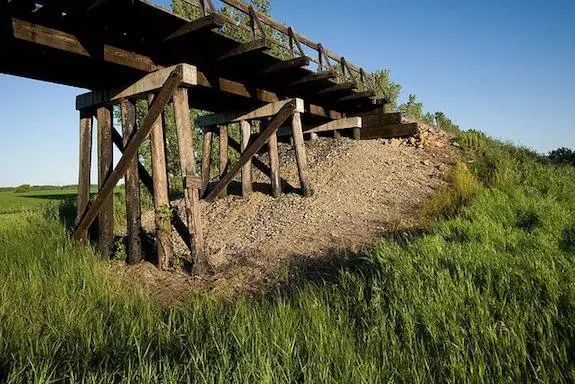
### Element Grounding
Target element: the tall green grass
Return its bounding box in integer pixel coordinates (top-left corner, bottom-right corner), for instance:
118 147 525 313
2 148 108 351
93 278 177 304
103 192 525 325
1 131 575 383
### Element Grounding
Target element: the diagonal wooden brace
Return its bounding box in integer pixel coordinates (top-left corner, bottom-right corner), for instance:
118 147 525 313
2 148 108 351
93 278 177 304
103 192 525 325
72 65 184 242
205 100 297 202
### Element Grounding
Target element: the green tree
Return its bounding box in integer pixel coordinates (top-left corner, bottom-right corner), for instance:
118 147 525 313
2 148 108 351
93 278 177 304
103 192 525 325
435 112 461 134
372 69 401 111
398 94 425 120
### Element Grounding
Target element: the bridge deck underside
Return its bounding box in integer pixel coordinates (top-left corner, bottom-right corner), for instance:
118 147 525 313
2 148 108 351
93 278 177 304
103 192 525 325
1 0 381 116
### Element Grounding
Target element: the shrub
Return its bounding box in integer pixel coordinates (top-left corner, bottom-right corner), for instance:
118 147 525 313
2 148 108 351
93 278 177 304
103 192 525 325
14 184 31 193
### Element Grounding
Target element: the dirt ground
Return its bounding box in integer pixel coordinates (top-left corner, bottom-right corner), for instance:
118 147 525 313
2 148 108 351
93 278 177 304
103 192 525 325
116 127 459 305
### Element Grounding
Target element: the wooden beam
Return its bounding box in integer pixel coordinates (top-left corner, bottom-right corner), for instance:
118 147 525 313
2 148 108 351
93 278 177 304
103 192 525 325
76 110 93 226
173 87 207 275
268 131 281 198
120 99 142 265
218 125 229 197
258 57 309 77
76 64 197 110
304 117 362 134
228 136 295 193
360 112 402 127
197 98 304 127
217 38 269 61
96 105 114 257
205 101 296 202
358 123 418 140
72 66 183 243
149 93 173 270
163 14 225 42
291 112 312 197
289 70 335 87
317 82 356 95
337 91 376 103
240 120 253 197
11 17 159 73
200 129 213 195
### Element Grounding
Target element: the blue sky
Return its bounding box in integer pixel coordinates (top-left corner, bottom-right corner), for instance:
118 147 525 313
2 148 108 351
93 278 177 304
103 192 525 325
0 0 574 186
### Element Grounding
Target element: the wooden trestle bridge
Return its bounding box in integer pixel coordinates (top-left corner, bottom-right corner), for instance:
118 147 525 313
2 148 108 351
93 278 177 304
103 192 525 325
0 0 417 273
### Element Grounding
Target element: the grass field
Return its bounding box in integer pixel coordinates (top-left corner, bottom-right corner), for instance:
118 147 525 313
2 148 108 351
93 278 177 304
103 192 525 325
1 132 575 383
0 189 78 214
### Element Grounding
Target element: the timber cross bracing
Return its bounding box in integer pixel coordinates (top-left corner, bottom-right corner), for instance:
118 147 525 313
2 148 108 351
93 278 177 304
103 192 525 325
0 0 419 274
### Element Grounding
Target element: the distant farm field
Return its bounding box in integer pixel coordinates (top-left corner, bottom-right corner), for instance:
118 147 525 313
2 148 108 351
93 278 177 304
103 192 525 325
0 189 78 214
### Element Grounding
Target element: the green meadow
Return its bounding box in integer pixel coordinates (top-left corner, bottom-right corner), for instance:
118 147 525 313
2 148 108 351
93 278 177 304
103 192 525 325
1 132 574 383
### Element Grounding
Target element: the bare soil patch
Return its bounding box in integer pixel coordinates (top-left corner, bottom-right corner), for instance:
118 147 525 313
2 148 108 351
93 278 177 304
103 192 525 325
116 126 458 305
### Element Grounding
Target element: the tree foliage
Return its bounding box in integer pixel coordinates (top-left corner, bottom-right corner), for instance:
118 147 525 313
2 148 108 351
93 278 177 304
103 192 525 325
372 70 401 111
548 147 575 166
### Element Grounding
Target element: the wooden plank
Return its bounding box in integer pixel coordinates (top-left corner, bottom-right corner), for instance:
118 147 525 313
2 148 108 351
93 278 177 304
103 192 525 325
72 66 183 244
205 101 296 202
217 38 269 61
304 117 362 134
200 129 213 194
291 111 312 197
353 127 361 141
337 91 376 103
306 104 344 120
149 92 173 270
96 105 114 257
268 131 281 198
173 87 207 275
163 14 225 42
76 110 93 226
289 70 335 87
197 99 304 127
218 125 229 197
240 120 253 197
360 112 402 127
11 18 159 72
317 82 356 95
258 57 309 77
76 64 197 110
120 98 142 265
359 123 418 140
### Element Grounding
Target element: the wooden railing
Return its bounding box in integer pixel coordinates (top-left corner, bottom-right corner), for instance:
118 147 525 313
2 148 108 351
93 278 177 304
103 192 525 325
177 0 386 98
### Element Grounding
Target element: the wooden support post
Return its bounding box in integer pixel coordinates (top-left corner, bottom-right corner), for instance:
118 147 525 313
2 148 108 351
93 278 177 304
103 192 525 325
120 99 142 264
206 101 296 202
291 112 312 197
173 88 208 275
96 105 114 257
149 93 173 270
268 131 282 197
219 125 229 196
334 130 341 139
72 66 183 243
201 128 213 194
353 127 361 141
77 110 93 225
240 120 253 197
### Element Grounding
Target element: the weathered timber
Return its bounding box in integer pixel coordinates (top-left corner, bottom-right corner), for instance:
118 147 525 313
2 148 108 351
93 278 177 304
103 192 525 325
149 93 173 270
173 88 207 275
317 82 356 95
268 130 281 197
200 129 213 195
291 111 312 197
353 127 361 141
163 14 225 42
76 64 198 110
11 18 159 73
76 110 93 226
96 105 114 257
205 101 296 202
72 66 183 243
218 125 229 196
120 98 142 265
240 120 253 197
360 112 402 127
227 136 295 192
197 98 304 127
258 57 310 77
337 91 376 103
289 71 335 87
304 117 362 134
217 38 269 61
358 123 418 140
